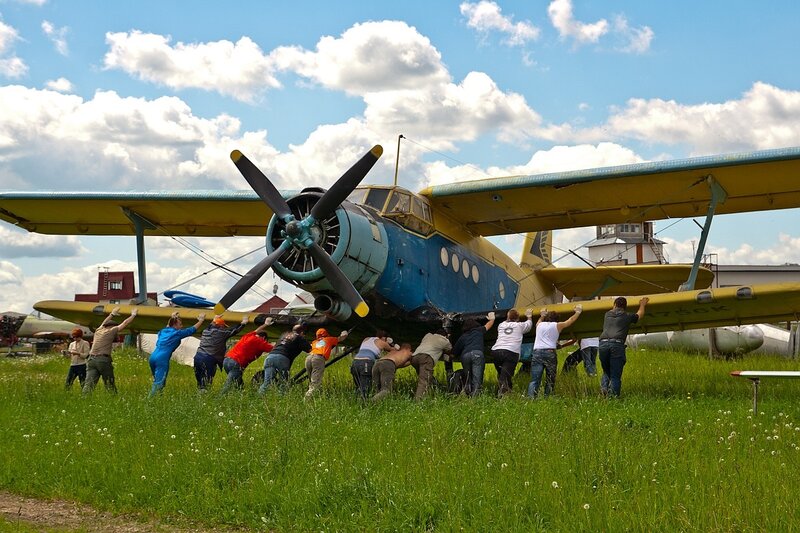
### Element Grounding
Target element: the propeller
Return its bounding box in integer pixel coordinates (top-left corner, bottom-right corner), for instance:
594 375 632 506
215 145 383 317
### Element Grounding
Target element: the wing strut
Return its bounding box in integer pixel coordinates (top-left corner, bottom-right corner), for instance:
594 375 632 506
122 208 156 304
679 176 728 292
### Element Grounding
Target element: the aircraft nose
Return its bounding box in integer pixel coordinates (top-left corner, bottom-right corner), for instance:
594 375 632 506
739 325 765 351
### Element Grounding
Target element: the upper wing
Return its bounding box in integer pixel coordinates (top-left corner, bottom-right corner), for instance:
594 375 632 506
0 191 290 236
419 147 800 236
537 264 715 299
533 282 800 338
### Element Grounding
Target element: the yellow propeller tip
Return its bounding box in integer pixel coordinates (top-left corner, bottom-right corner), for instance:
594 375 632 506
355 302 370 318
213 304 227 315
370 145 383 158
230 150 242 162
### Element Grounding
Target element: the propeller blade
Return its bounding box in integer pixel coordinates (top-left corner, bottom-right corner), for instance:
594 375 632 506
310 145 383 221
307 242 369 318
214 240 291 314
230 150 293 221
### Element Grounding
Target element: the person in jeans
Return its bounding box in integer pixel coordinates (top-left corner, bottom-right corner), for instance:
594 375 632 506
193 315 248 391
527 305 582 398
63 328 90 390
410 329 452 400
490 308 533 397
350 330 397 400
599 297 649 397
451 312 495 397
220 319 275 394
304 328 349 399
83 307 137 394
562 337 599 376
258 323 311 395
371 344 414 402
149 312 206 397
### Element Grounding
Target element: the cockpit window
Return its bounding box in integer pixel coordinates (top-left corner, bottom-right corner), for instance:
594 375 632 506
383 190 433 235
386 191 412 214
363 188 390 211
346 189 367 205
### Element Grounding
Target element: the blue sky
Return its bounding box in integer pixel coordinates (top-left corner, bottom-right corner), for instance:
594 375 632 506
1 0 800 313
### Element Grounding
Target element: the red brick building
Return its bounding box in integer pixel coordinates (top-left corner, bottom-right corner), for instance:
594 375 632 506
74 270 158 304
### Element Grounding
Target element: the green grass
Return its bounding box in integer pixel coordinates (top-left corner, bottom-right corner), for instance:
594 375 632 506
1 347 800 532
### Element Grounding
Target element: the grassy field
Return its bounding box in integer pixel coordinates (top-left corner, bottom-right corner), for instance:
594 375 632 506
1 347 800 532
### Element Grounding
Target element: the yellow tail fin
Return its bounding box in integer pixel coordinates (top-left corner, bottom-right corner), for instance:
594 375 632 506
520 231 552 270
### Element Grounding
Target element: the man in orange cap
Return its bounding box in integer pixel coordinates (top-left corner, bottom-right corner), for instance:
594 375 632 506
304 327 348 399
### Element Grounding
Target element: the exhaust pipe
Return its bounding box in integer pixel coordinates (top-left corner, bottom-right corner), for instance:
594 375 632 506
314 295 352 321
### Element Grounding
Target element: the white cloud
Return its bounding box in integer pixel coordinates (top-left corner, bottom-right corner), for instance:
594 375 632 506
663 233 800 266
44 77 73 92
0 260 23 286
101 22 543 158
0 225 86 258
0 85 270 190
103 31 281 102
421 142 641 187
547 0 608 45
613 15 653 54
363 71 541 148
0 19 27 78
603 82 800 154
546 0 652 53
41 20 68 56
270 20 449 95
460 1 540 47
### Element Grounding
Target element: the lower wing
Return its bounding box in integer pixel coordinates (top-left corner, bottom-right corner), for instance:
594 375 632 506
546 282 800 338
537 264 715 299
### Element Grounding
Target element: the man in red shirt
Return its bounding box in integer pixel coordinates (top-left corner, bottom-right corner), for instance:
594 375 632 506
220 318 274 393
304 328 348 399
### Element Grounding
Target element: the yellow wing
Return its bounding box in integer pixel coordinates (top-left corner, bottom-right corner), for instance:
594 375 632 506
31 301 324 338
0 191 279 236
537 264 715 299
526 282 800 339
419 147 800 236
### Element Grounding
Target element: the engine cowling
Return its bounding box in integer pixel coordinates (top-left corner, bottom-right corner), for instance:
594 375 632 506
266 191 389 315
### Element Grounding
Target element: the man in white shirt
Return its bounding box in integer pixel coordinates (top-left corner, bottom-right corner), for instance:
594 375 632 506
490 308 533 397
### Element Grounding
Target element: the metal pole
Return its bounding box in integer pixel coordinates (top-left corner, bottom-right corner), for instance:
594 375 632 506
752 378 760 414
679 176 727 291
393 134 404 187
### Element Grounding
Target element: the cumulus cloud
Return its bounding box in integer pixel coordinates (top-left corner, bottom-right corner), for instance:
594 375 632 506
0 225 85 258
460 1 540 47
270 20 449 95
662 233 800 266
44 76 73 92
0 19 27 78
547 0 608 45
421 142 641 188
602 82 800 154
103 31 281 102
364 71 541 149
99 21 543 165
41 20 68 55
0 85 268 190
546 0 652 53
613 15 653 54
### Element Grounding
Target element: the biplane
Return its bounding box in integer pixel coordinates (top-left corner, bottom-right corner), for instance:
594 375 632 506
2 145 800 345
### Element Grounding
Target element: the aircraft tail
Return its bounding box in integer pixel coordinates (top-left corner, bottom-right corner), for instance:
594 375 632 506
520 231 552 270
